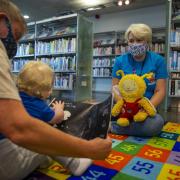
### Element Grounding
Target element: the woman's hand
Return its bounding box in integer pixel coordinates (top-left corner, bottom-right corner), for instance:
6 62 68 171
112 85 122 102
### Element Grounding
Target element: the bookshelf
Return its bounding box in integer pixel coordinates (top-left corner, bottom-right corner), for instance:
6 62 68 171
12 14 93 101
167 0 180 111
151 28 166 55
93 31 116 78
92 31 116 92
36 15 77 93
12 22 36 73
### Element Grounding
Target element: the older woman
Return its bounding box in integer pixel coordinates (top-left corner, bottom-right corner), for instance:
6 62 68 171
111 23 168 136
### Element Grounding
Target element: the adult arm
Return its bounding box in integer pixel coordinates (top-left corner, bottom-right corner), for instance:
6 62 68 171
150 79 166 107
112 78 122 102
112 78 119 86
112 56 123 102
0 99 112 160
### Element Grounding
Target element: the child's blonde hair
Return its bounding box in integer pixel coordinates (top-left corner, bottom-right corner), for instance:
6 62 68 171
17 61 54 98
125 23 152 45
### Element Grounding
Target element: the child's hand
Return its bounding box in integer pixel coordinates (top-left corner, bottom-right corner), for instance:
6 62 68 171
52 101 64 111
50 101 64 124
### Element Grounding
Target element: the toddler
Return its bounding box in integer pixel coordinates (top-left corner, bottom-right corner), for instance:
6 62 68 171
17 61 92 176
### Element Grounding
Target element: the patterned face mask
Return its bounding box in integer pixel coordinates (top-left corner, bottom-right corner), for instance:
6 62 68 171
0 17 17 59
128 43 147 57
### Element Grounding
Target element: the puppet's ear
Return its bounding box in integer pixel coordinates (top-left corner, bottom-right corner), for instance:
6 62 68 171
116 70 125 77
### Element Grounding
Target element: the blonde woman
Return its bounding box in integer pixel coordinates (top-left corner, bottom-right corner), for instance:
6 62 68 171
111 23 168 136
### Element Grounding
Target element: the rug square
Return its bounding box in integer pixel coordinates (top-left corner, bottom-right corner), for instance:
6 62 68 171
137 145 170 163
157 163 180 180
167 151 180 166
124 136 150 145
147 137 176 150
67 164 118 180
94 150 132 171
121 157 163 180
113 141 143 155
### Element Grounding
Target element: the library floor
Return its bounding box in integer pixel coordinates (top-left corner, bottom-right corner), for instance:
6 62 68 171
160 99 180 124
160 110 180 123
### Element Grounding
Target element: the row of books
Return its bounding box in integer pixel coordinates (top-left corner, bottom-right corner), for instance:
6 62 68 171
93 47 114 56
39 57 76 71
93 58 115 67
54 74 73 89
150 43 165 53
12 60 30 72
16 43 34 56
93 68 111 77
94 39 115 46
170 72 180 79
36 38 76 55
170 30 180 46
115 46 128 55
12 56 76 72
169 80 180 96
169 51 180 71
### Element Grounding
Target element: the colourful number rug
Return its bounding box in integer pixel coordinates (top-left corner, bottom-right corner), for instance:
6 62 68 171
25 122 180 180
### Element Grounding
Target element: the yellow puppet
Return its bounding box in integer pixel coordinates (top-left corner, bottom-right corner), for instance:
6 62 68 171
111 70 156 127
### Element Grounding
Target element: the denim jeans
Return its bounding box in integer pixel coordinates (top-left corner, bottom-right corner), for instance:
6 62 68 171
111 114 165 137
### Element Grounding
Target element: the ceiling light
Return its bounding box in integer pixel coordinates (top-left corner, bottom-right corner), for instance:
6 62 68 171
85 0 99 6
118 0 123 6
23 15 29 19
125 0 130 5
87 7 102 11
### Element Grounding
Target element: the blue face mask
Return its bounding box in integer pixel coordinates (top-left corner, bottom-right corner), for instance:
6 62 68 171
128 43 147 57
0 17 17 59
